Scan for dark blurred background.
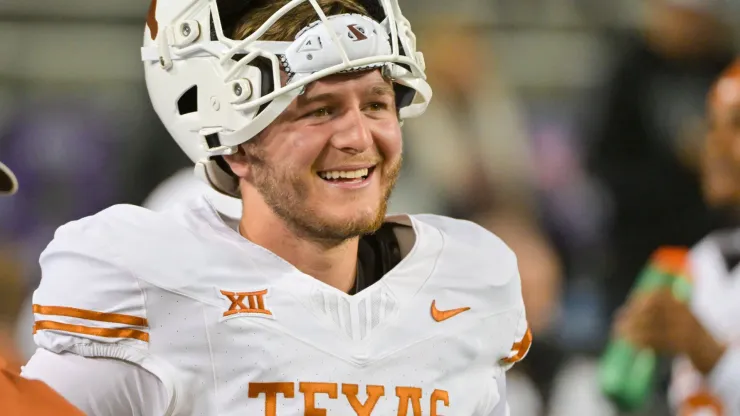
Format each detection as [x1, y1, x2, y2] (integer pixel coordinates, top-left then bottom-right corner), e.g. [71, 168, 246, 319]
[0, 0, 738, 415]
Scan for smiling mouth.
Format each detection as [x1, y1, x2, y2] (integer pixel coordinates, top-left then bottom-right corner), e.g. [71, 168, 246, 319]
[317, 166, 376, 184]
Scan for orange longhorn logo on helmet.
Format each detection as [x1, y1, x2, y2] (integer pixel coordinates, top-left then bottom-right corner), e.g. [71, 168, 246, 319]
[347, 24, 368, 41]
[147, 0, 159, 40]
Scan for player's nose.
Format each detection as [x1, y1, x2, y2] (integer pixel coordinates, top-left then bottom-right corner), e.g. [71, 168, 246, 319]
[329, 107, 373, 154]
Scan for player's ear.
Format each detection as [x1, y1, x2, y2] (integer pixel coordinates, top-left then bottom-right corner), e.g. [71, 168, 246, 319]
[222, 145, 251, 179]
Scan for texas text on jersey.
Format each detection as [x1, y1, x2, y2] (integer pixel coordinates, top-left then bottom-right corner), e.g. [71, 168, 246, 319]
[25, 197, 530, 415]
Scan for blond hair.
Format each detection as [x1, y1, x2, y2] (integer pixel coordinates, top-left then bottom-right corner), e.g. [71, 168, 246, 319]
[233, 0, 368, 41]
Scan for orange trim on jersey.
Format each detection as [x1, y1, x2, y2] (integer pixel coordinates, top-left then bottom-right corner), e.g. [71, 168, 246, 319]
[32, 305, 148, 327]
[679, 391, 724, 416]
[502, 327, 533, 364]
[33, 321, 149, 342]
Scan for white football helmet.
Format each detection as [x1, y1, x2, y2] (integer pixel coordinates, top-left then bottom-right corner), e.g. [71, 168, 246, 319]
[142, 0, 432, 197]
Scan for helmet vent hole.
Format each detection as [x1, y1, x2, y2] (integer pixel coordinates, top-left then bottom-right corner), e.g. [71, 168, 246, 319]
[177, 85, 198, 115]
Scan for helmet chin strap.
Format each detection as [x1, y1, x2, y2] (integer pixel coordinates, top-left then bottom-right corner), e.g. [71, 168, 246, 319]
[196, 160, 240, 198]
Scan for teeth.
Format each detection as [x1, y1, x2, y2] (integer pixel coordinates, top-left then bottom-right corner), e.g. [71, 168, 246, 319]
[318, 168, 369, 180]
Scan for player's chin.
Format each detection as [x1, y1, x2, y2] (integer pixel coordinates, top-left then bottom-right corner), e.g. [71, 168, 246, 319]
[334, 201, 383, 221]
[321, 202, 386, 233]
[311, 174, 386, 214]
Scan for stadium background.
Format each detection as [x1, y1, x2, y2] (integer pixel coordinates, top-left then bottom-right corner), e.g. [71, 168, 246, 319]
[0, 0, 738, 414]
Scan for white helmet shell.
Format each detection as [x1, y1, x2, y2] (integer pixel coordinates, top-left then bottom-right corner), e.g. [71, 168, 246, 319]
[142, 0, 432, 197]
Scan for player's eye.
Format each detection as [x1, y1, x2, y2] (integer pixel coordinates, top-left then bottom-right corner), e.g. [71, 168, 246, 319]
[304, 107, 331, 119]
[366, 102, 388, 112]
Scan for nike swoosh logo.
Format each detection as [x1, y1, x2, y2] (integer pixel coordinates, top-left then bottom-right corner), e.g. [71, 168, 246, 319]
[430, 300, 470, 322]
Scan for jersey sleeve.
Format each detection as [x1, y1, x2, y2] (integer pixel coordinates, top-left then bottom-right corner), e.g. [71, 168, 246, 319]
[421, 214, 533, 370]
[669, 347, 740, 415]
[500, 306, 531, 370]
[33, 217, 150, 353]
[499, 261, 532, 371]
[494, 265, 530, 416]
[486, 374, 511, 416]
[21, 348, 168, 416]
[30, 211, 181, 414]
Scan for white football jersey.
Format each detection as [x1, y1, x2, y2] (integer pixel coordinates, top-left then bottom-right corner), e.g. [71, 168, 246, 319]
[670, 230, 740, 416]
[30, 196, 530, 415]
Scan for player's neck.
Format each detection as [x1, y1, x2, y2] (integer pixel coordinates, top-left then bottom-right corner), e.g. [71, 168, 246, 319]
[239, 201, 359, 293]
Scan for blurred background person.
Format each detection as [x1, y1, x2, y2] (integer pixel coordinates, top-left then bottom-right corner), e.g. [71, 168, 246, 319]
[584, 0, 737, 324]
[613, 58, 740, 416]
[581, 2, 738, 412]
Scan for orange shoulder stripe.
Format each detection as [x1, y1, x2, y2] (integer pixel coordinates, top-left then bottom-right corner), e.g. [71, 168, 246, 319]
[33, 321, 149, 342]
[502, 327, 533, 364]
[32, 305, 148, 327]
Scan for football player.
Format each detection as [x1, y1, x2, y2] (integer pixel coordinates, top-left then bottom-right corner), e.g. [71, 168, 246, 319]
[20, 0, 531, 415]
[614, 59, 740, 416]
[0, 162, 83, 415]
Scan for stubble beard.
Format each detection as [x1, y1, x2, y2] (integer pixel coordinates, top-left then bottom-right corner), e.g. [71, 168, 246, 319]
[249, 154, 402, 246]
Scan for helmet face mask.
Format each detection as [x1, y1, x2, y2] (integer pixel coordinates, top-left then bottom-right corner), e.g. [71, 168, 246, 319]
[142, 0, 432, 197]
